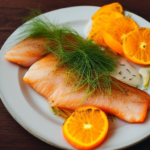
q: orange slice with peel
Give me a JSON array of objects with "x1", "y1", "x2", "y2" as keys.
[
  {"x1": 94, "y1": 11, "x2": 124, "y2": 24},
  {"x1": 92, "y1": 2, "x2": 123, "y2": 20},
  {"x1": 62, "y1": 106, "x2": 108, "y2": 150},
  {"x1": 88, "y1": 12, "x2": 124, "y2": 46},
  {"x1": 103, "y1": 17, "x2": 139, "y2": 55},
  {"x1": 123, "y1": 27, "x2": 150, "y2": 65},
  {"x1": 88, "y1": 25, "x2": 107, "y2": 46}
]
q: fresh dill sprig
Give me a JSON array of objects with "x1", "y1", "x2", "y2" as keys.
[
  {"x1": 45, "y1": 32, "x2": 118, "y2": 98},
  {"x1": 126, "y1": 14, "x2": 132, "y2": 18},
  {"x1": 52, "y1": 107, "x2": 57, "y2": 115},
  {"x1": 22, "y1": 7, "x2": 42, "y2": 22},
  {"x1": 18, "y1": 9, "x2": 120, "y2": 104},
  {"x1": 18, "y1": 13, "x2": 77, "y2": 44}
]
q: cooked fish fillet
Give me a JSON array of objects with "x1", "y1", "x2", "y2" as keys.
[
  {"x1": 23, "y1": 54, "x2": 150, "y2": 123},
  {"x1": 4, "y1": 38, "x2": 46, "y2": 67},
  {"x1": 4, "y1": 34, "x2": 75, "y2": 67}
]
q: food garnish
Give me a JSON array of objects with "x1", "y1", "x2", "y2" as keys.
[
  {"x1": 87, "y1": 3, "x2": 150, "y2": 87},
  {"x1": 123, "y1": 27, "x2": 150, "y2": 65},
  {"x1": 126, "y1": 13, "x2": 132, "y2": 18},
  {"x1": 103, "y1": 17, "x2": 139, "y2": 55},
  {"x1": 52, "y1": 106, "x2": 115, "y2": 122},
  {"x1": 92, "y1": 2, "x2": 123, "y2": 20},
  {"x1": 52, "y1": 107, "x2": 73, "y2": 119},
  {"x1": 88, "y1": 12, "x2": 124, "y2": 47},
  {"x1": 62, "y1": 106, "x2": 108, "y2": 150}
]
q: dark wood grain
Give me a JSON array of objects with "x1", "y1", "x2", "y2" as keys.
[{"x1": 0, "y1": 0, "x2": 150, "y2": 150}]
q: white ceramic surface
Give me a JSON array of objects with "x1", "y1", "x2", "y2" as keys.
[{"x1": 0, "y1": 6, "x2": 150, "y2": 150}]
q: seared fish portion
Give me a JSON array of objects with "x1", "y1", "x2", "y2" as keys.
[
  {"x1": 5, "y1": 38, "x2": 46, "y2": 67},
  {"x1": 23, "y1": 54, "x2": 150, "y2": 123}
]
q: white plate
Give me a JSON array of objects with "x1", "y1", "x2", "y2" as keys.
[{"x1": 0, "y1": 6, "x2": 150, "y2": 150}]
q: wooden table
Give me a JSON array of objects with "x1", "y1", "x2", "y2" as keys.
[{"x1": 0, "y1": 0, "x2": 150, "y2": 149}]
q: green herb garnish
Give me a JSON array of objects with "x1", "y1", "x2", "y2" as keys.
[
  {"x1": 52, "y1": 107, "x2": 57, "y2": 115},
  {"x1": 52, "y1": 107, "x2": 71, "y2": 119},
  {"x1": 126, "y1": 14, "x2": 132, "y2": 18},
  {"x1": 18, "y1": 9, "x2": 120, "y2": 103},
  {"x1": 22, "y1": 7, "x2": 42, "y2": 22}
]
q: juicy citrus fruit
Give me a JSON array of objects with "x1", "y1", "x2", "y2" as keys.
[
  {"x1": 88, "y1": 12, "x2": 124, "y2": 46},
  {"x1": 88, "y1": 24, "x2": 107, "y2": 46},
  {"x1": 103, "y1": 17, "x2": 139, "y2": 55},
  {"x1": 92, "y1": 2, "x2": 123, "y2": 20},
  {"x1": 88, "y1": 30, "x2": 107, "y2": 46},
  {"x1": 123, "y1": 27, "x2": 150, "y2": 65},
  {"x1": 62, "y1": 106, "x2": 108, "y2": 150}
]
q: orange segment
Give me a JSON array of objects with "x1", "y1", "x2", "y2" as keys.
[
  {"x1": 88, "y1": 12, "x2": 124, "y2": 46},
  {"x1": 62, "y1": 106, "x2": 108, "y2": 150},
  {"x1": 92, "y1": 2, "x2": 123, "y2": 20},
  {"x1": 93, "y1": 12, "x2": 124, "y2": 29},
  {"x1": 123, "y1": 27, "x2": 150, "y2": 65},
  {"x1": 88, "y1": 27, "x2": 107, "y2": 46},
  {"x1": 103, "y1": 17, "x2": 139, "y2": 55},
  {"x1": 103, "y1": 31, "x2": 123, "y2": 54}
]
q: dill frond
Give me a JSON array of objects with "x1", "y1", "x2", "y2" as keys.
[
  {"x1": 18, "y1": 14, "x2": 77, "y2": 44},
  {"x1": 22, "y1": 7, "x2": 42, "y2": 22},
  {"x1": 126, "y1": 14, "x2": 132, "y2": 18},
  {"x1": 18, "y1": 9, "x2": 120, "y2": 104}
]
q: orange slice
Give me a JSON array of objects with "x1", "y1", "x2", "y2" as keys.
[
  {"x1": 123, "y1": 27, "x2": 150, "y2": 65},
  {"x1": 88, "y1": 26, "x2": 107, "y2": 46},
  {"x1": 93, "y1": 12, "x2": 124, "y2": 30},
  {"x1": 92, "y1": 2, "x2": 123, "y2": 20},
  {"x1": 62, "y1": 106, "x2": 108, "y2": 150},
  {"x1": 103, "y1": 17, "x2": 139, "y2": 55},
  {"x1": 88, "y1": 12, "x2": 124, "y2": 46}
]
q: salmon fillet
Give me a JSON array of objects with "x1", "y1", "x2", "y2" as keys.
[
  {"x1": 4, "y1": 38, "x2": 46, "y2": 67},
  {"x1": 23, "y1": 54, "x2": 150, "y2": 123},
  {"x1": 4, "y1": 34, "x2": 75, "y2": 67}
]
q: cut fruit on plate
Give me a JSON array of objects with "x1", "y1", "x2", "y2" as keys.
[
  {"x1": 123, "y1": 27, "x2": 150, "y2": 65},
  {"x1": 92, "y1": 2, "x2": 123, "y2": 20},
  {"x1": 103, "y1": 17, "x2": 139, "y2": 55},
  {"x1": 92, "y1": 12, "x2": 124, "y2": 30},
  {"x1": 62, "y1": 106, "x2": 108, "y2": 150},
  {"x1": 88, "y1": 12, "x2": 124, "y2": 46}
]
